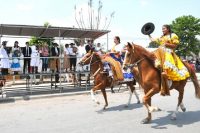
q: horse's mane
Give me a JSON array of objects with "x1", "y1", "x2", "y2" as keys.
[
  {"x1": 93, "y1": 52, "x2": 103, "y2": 63},
  {"x1": 134, "y1": 44, "x2": 156, "y2": 63}
]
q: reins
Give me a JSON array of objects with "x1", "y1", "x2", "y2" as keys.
[{"x1": 82, "y1": 53, "x2": 103, "y2": 77}]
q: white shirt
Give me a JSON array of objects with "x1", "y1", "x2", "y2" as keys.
[
  {"x1": 55, "y1": 47, "x2": 58, "y2": 55},
  {"x1": 77, "y1": 45, "x2": 86, "y2": 58},
  {"x1": 31, "y1": 46, "x2": 40, "y2": 67},
  {"x1": 0, "y1": 47, "x2": 10, "y2": 68},
  {"x1": 115, "y1": 43, "x2": 124, "y2": 52},
  {"x1": 64, "y1": 48, "x2": 70, "y2": 55},
  {"x1": 67, "y1": 47, "x2": 74, "y2": 55}
]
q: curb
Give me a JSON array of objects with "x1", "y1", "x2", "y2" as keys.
[
  {"x1": 0, "y1": 90, "x2": 91, "y2": 103},
  {"x1": 0, "y1": 87, "x2": 128, "y2": 103}
]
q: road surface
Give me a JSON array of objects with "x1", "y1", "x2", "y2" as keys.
[{"x1": 0, "y1": 82, "x2": 200, "y2": 133}]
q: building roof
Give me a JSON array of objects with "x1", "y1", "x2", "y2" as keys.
[{"x1": 0, "y1": 24, "x2": 110, "y2": 39}]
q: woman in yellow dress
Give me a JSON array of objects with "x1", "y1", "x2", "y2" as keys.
[{"x1": 149, "y1": 24, "x2": 190, "y2": 81}]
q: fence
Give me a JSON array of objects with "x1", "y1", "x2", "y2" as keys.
[{"x1": 0, "y1": 56, "x2": 91, "y2": 98}]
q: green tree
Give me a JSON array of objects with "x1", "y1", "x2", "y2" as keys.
[
  {"x1": 148, "y1": 41, "x2": 159, "y2": 48},
  {"x1": 171, "y1": 15, "x2": 200, "y2": 57},
  {"x1": 29, "y1": 22, "x2": 54, "y2": 46}
]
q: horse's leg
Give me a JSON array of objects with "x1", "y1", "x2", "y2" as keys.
[
  {"x1": 133, "y1": 88, "x2": 140, "y2": 104},
  {"x1": 125, "y1": 83, "x2": 140, "y2": 108},
  {"x1": 110, "y1": 78, "x2": 115, "y2": 93},
  {"x1": 180, "y1": 102, "x2": 186, "y2": 112},
  {"x1": 129, "y1": 82, "x2": 140, "y2": 104},
  {"x1": 141, "y1": 98, "x2": 152, "y2": 124},
  {"x1": 171, "y1": 83, "x2": 186, "y2": 120},
  {"x1": 142, "y1": 88, "x2": 160, "y2": 124},
  {"x1": 143, "y1": 89, "x2": 161, "y2": 113},
  {"x1": 111, "y1": 86, "x2": 115, "y2": 93},
  {"x1": 101, "y1": 88, "x2": 108, "y2": 110},
  {"x1": 90, "y1": 82, "x2": 105, "y2": 104},
  {"x1": 91, "y1": 83, "x2": 104, "y2": 104},
  {"x1": 125, "y1": 85, "x2": 133, "y2": 108}
]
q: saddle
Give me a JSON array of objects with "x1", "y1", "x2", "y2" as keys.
[{"x1": 103, "y1": 61, "x2": 135, "y2": 83}]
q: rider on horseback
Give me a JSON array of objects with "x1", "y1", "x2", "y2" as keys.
[
  {"x1": 103, "y1": 36, "x2": 125, "y2": 82},
  {"x1": 148, "y1": 24, "x2": 190, "y2": 95}
]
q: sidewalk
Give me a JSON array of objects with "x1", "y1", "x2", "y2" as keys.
[{"x1": 0, "y1": 83, "x2": 135, "y2": 103}]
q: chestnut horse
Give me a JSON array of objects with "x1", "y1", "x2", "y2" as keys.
[
  {"x1": 79, "y1": 51, "x2": 140, "y2": 109},
  {"x1": 123, "y1": 42, "x2": 200, "y2": 124}
]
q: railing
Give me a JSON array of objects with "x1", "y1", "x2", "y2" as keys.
[{"x1": 0, "y1": 56, "x2": 92, "y2": 98}]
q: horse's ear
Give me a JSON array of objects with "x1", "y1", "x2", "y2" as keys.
[
  {"x1": 127, "y1": 42, "x2": 133, "y2": 50},
  {"x1": 131, "y1": 42, "x2": 135, "y2": 50}
]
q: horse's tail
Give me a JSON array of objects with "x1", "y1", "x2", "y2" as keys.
[{"x1": 184, "y1": 61, "x2": 200, "y2": 99}]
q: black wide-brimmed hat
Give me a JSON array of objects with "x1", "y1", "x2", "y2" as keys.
[
  {"x1": 2, "y1": 41, "x2": 8, "y2": 46},
  {"x1": 141, "y1": 22, "x2": 155, "y2": 35}
]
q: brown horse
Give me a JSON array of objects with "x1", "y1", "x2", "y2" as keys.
[
  {"x1": 79, "y1": 51, "x2": 140, "y2": 109},
  {"x1": 123, "y1": 42, "x2": 200, "y2": 124}
]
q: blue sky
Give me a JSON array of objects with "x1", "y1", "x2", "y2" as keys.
[{"x1": 0, "y1": 0, "x2": 200, "y2": 48}]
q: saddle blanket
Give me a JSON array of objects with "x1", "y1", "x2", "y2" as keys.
[{"x1": 103, "y1": 62, "x2": 134, "y2": 81}]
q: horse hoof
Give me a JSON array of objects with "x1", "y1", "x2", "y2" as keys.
[
  {"x1": 103, "y1": 104, "x2": 108, "y2": 110},
  {"x1": 181, "y1": 108, "x2": 186, "y2": 112},
  {"x1": 157, "y1": 108, "x2": 162, "y2": 111},
  {"x1": 137, "y1": 101, "x2": 141, "y2": 104},
  {"x1": 141, "y1": 118, "x2": 151, "y2": 124}
]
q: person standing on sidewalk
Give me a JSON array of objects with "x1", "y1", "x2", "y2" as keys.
[{"x1": 22, "y1": 42, "x2": 32, "y2": 74}]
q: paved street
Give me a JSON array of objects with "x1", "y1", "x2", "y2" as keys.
[{"x1": 0, "y1": 82, "x2": 200, "y2": 133}]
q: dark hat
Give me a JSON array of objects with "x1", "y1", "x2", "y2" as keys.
[
  {"x1": 53, "y1": 43, "x2": 58, "y2": 46},
  {"x1": 141, "y1": 22, "x2": 155, "y2": 35},
  {"x1": 2, "y1": 41, "x2": 8, "y2": 46}
]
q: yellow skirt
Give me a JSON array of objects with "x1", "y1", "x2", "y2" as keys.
[
  {"x1": 103, "y1": 56, "x2": 124, "y2": 81},
  {"x1": 163, "y1": 48, "x2": 190, "y2": 81}
]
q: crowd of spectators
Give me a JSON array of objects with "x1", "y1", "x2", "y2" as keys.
[{"x1": 0, "y1": 40, "x2": 104, "y2": 82}]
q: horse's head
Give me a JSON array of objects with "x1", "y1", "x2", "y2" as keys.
[
  {"x1": 79, "y1": 51, "x2": 101, "y2": 66},
  {"x1": 123, "y1": 42, "x2": 156, "y2": 70},
  {"x1": 123, "y1": 42, "x2": 138, "y2": 69}
]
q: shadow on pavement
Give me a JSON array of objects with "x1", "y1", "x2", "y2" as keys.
[
  {"x1": 151, "y1": 110, "x2": 200, "y2": 129},
  {"x1": 0, "y1": 98, "x2": 15, "y2": 104},
  {"x1": 96, "y1": 103, "x2": 142, "y2": 114}
]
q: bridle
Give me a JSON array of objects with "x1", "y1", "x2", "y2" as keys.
[
  {"x1": 80, "y1": 52, "x2": 102, "y2": 77},
  {"x1": 124, "y1": 46, "x2": 145, "y2": 68},
  {"x1": 81, "y1": 52, "x2": 101, "y2": 66}
]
